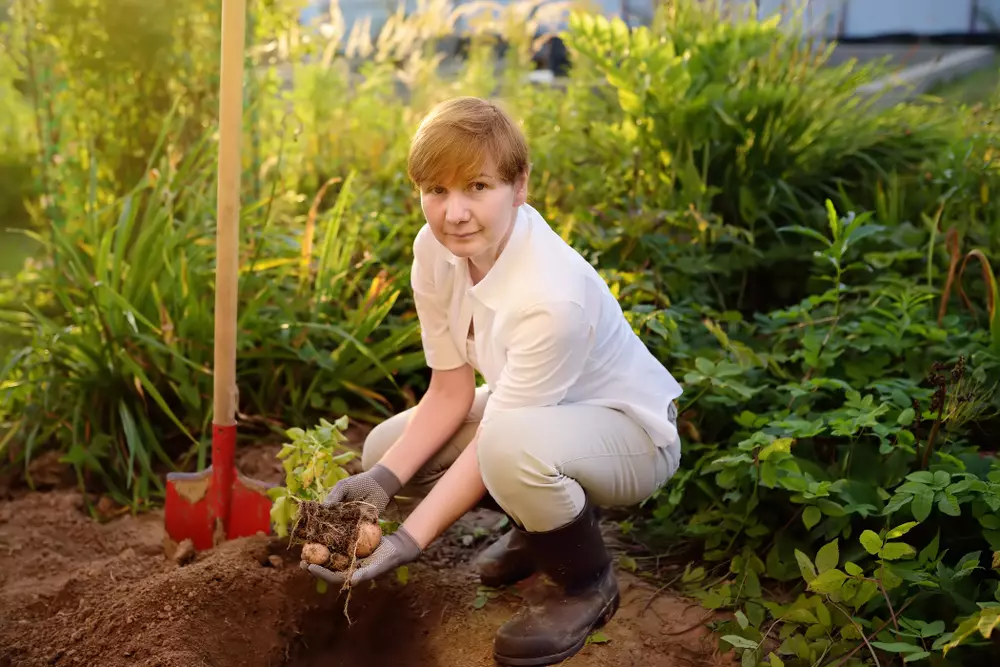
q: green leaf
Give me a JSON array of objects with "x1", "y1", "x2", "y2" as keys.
[
  {"x1": 880, "y1": 542, "x2": 917, "y2": 561},
  {"x1": 919, "y1": 620, "x2": 946, "y2": 637},
  {"x1": 695, "y1": 357, "x2": 716, "y2": 375},
  {"x1": 933, "y1": 471, "x2": 952, "y2": 488},
  {"x1": 783, "y1": 608, "x2": 819, "y2": 624},
  {"x1": 396, "y1": 565, "x2": 410, "y2": 585},
  {"x1": 903, "y1": 651, "x2": 931, "y2": 662},
  {"x1": 808, "y1": 568, "x2": 848, "y2": 595},
  {"x1": 803, "y1": 505, "x2": 822, "y2": 530},
  {"x1": 795, "y1": 549, "x2": 818, "y2": 582},
  {"x1": 845, "y1": 562, "x2": 864, "y2": 576},
  {"x1": 735, "y1": 610, "x2": 749, "y2": 630},
  {"x1": 619, "y1": 554, "x2": 638, "y2": 572},
  {"x1": 883, "y1": 494, "x2": 913, "y2": 515},
  {"x1": 852, "y1": 580, "x2": 880, "y2": 609},
  {"x1": 815, "y1": 602, "x2": 832, "y2": 628},
  {"x1": 912, "y1": 489, "x2": 934, "y2": 521},
  {"x1": 722, "y1": 635, "x2": 760, "y2": 650},
  {"x1": 778, "y1": 224, "x2": 833, "y2": 247},
  {"x1": 937, "y1": 492, "x2": 961, "y2": 517},
  {"x1": 860, "y1": 530, "x2": 883, "y2": 555},
  {"x1": 817, "y1": 499, "x2": 848, "y2": 517},
  {"x1": 760, "y1": 438, "x2": 794, "y2": 460},
  {"x1": 871, "y1": 641, "x2": 923, "y2": 654},
  {"x1": 816, "y1": 539, "x2": 839, "y2": 573},
  {"x1": 887, "y1": 522, "x2": 919, "y2": 539},
  {"x1": 742, "y1": 569, "x2": 763, "y2": 599},
  {"x1": 760, "y1": 461, "x2": 778, "y2": 488},
  {"x1": 897, "y1": 407, "x2": 915, "y2": 425},
  {"x1": 586, "y1": 630, "x2": 611, "y2": 645}
]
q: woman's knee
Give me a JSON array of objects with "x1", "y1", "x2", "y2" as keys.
[
  {"x1": 360, "y1": 413, "x2": 410, "y2": 471},
  {"x1": 477, "y1": 410, "x2": 556, "y2": 501}
]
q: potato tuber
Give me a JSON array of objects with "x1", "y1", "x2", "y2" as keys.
[
  {"x1": 302, "y1": 543, "x2": 330, "y2": 566},
  {"x1": 354, "y1": 522, "x2": 382, "y2": 557},
  {"x1": 330, "y1": 553, "x2": 350, "y2": 571}
]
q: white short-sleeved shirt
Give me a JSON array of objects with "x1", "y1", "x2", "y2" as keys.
[{"x1": 410, "y1": 203, "x2": 684, "y2": 472}]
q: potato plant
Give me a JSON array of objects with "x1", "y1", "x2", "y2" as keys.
[{"x1": 267, "y1": 415, "x2": 356, "y2": 539}]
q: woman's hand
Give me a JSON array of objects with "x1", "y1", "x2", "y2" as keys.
[
  {"x1": 301, "y1": 526, "x2": 422, "y2": 587},
  {"x1": 323, "y1": 463, "x2": 402, "y2": 513}
]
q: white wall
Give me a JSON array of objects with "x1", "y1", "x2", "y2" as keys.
[
  {"x1": 975, "y1": 0, "x2": 1000, "y2": 31},
  {"x1": 756, "y1": 0, "x2": 991, "y2": 39},
  {"x1": 757, "y1": 0, "x2": 842, "y2": 35},
  {"x1": 303, "y1": 0, "x2": 997, "y2": 40},
  {"x1": 843, "y1": 0, "x2": 972, "y2": 38}
]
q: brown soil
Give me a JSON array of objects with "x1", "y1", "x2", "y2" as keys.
[{"x1": 0, "y1": 446, "x2": 735, "y2": 667}]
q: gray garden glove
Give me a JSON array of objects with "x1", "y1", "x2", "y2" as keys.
[
  {"x1": 323, "y1": 463, "x2": 402, "y2": 513},
  {"x1": 300, "y1": 526, "x2": 422, "y2": 587}
]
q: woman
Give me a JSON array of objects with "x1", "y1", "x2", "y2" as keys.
[{"x1": 302, "y1": 96, "x2": 683, "y2": 666}]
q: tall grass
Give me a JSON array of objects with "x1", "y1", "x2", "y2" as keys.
[{"x1": 0, "y1": 118, "x2": 423, "y2": 506}]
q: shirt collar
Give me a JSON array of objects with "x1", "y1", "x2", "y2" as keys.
[{"x1": 464, "y1": 205, "x2": 531, "y2": 310}]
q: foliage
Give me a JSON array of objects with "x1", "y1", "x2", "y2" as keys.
[
  {"x1": 637, "y1": 203, "x2": 1000, "y2": 666},
  {"x1": 0, "y1": 10, "x2": 37, "y2": 231},
  {"x1": 1, "y1": 1, "x2": 1000, "y2": 664},
  {"x1": 267, "y1": 414, "x2": 356, "y2": 539},
  {"x1": 0, "y1": 124, "x2": 423, "y2": 507}
]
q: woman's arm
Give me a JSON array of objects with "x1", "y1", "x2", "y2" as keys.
[
  {"x1": 375, "y1": 363, "x2": 477, "y2": 486},
  {"x1": 399, "y1": 428, "x2": 487, "y2": 548}
]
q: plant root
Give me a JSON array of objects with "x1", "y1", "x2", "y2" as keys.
[{"x1": 290, "y1": 499, "x2": 382, "y2": 621}]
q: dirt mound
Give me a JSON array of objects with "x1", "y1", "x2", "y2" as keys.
[
  {"x1": 0, "y1": 487, "x2": 732, "y2": 667},
  {"x1": 0, "y1": 490, "x2": 324, "y2": 667}
]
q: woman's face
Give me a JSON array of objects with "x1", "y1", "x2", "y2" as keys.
[{"x1": 419, "y1": 158, "x2": 528, "y2": 268}]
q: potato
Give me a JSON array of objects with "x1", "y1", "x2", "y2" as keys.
[
  {"x1": 330, "y1": 553, "x2": 350, "y2": 571},
  {"x1": 354, "y1": 522, "x2": 382, "y2": 558},
  {"x1": 301, "y1": 543, "x2": 330, "y2": 566}
]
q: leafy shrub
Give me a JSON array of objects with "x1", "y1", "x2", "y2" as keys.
[{"x1": 632, "y1": 203, "x2": 1000, "y2": 666}]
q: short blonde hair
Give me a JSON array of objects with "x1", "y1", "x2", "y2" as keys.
[{"x1": 407, "y1": 96, "x2": 530, "y2": 189}]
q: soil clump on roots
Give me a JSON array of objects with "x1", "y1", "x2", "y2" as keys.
[{"x1": 292, "y1": 499, "x2": 379, "y2": 575}]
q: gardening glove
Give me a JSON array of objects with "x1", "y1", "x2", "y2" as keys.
[
  {"x1": 300, "y1": 526, "x2": 422, "y2": 587},
  {"x1": 323, "y1": 463, "x2": 402, "y2": 514}
]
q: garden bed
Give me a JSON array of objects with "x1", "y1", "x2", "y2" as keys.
[{"x1": 0, "y1": 458, "x2": 730, "y2": 667}]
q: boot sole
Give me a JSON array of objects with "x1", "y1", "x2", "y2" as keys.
[
  {"x1": 492, "y1": 591, "x2": 621, "y2": 667},
  {"x1": 479, "y1": 566, "x2": 537, "y2": 589}
]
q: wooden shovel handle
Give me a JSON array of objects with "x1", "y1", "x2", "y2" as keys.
[{"x1": 214, "y1": 0, "x2": 246, "y2": 428}]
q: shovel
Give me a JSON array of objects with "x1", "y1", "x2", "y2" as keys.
[{"x1": 164, "y1": 0, "x2": 274, "y2": 551}]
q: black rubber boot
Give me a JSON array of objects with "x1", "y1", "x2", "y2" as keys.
[
  {"x1": 473, "y1": 493, "x2": 537, "y2": 587},
  {"x1": 492, "y1": 498, "x2": 620, "y2": 666},
  {"x1": 475, "y1": 527, "x2": 537, "y2": 587}
]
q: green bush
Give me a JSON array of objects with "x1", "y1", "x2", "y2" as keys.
[{"x1": 632, "y1": 201, "x2": 1000, "y2": 666}]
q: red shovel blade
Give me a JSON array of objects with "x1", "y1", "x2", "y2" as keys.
[{"x1": 165, "y1": 424, "x2": 275, "y2": 551}]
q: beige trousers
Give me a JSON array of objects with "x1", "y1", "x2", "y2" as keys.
[{"x1": 361, "y1": 386, "x2": 677, "y2": 532}]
